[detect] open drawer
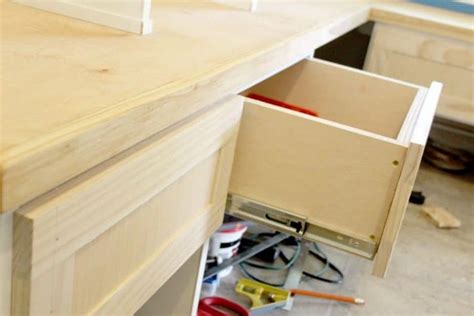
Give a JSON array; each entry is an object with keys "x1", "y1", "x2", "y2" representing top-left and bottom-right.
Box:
[{"x1": 227, "y1": 58, "x2": 442, "y2": 277}]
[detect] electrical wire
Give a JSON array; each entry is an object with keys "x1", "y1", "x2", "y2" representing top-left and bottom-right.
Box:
[
  {"x1": 238, "y1": 234, "x2": 301, "y2": 287},
  {"x1": 238, "y1": 235, "x2": 344, "y2": 287},
  {"x1": 242, "y1": 240, "x2": 301, "y2": 271},
  {"x1": 239, "y1": 264, "x2": 286, "y2": 287},
  {"x1": 303, "y1": 243, "x2": 344, "y2": 284}
]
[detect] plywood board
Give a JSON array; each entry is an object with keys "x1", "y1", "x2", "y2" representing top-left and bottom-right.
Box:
[
  {"x1": 230, "y1": 100, "x2": 407, "y2": 243},
  {"x1": 2, "y1": 1, "x2": 467, "y2": 215},
  {"x1": 247, "y1": 58, "x2": 419, "y2": 139},
  {"x1": 212, "y1": 0, "x2": 258, "y2": 12},
  {"x1": 1, "y1": 0, "x2": 372, "y2": 212},
  {"x1": 14, "y1": 0, "x2": 152, "y2": 34},
  {"x1": 373, "y1": 82, "x2": 442, "y2": 277}
]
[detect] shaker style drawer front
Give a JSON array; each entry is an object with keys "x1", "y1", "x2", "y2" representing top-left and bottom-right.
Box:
[
  {"x1": 11, "y1": 96, "x2": 243, "y2": 315},
  {"x1": 227, "y1": 58, "x2": 441, "y2": 276},
  {"x1": 365, "y1": 22, "x2": 474, "y2": 126}
]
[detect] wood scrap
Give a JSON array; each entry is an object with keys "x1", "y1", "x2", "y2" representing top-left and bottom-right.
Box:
[{"x1": 421, "y1": 206, "x2": 461, "y2": 228}]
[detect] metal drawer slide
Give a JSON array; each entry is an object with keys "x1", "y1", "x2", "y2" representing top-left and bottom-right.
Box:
[{"x1": 226, "y1": 194, "x2": 377, "y2": 259}]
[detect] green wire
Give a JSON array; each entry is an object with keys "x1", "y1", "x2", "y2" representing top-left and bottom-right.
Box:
[
  {"x1": 239, "y1": 263, "x2": 286, "y2": 287},
  {"x1": 306, "y1": 243, "x2": 330, "y2": 277},
  {"x1": 239, "y1": 240, "x2": 340, "y2": 287},
  {"x1": 241, "y1": 240, "x2": 302, "y2": 271},
  {"x1": 238, "y1": 239, "x2": 302, "y2": 287}
]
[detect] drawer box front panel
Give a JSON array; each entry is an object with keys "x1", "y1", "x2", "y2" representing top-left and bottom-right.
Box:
[
  {"x1": 229, "y1": 100, "x2": 406, "y2": 245},
  {"x1": 12, "y1": 96, "x2": 242, "y2": 315},
  {"x1": 229, "y1": 58, "x2": 441, "y2": 276}
]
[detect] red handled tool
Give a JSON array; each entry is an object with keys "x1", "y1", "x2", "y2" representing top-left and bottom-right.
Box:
[
  {"x1": 247, "y1": 93, "x2": 319, "y2": 117},
  {"x1": 198, "y1": 296, "x2": 250, "y2": 316}
]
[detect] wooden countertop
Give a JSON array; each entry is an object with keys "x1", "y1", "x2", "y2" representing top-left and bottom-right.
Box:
[{"x1": 1, "y1": 0, "x2": 472, "y2": 212}]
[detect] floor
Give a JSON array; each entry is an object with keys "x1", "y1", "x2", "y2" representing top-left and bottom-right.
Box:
[{"x1": 212, "y1": 162, "x2": 474, "y2": 315}]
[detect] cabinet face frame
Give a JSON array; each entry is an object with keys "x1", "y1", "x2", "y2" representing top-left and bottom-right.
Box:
[
  {"x1": 228, "y1": 58, "x2": 442, "y2": 277},
  {"x1": 11, "y1": 97, "x2": 242, "y2": 315},
  {"x1": 136, "y1": 242, "x2": 209, "y2": 316}
]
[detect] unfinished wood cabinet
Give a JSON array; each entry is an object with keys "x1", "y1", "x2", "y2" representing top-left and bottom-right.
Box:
[
  {"x1": 364, "y1": 22, "x2": 473, "y2": 127},
  {"x1": 227, "y1": 58, "x2": 441, "y2": 277},
  {"x1": 11, "y1": 97, "x2": 243, "y2": 315},
  {"x1": 3, "y1": 2, "x2": 461, "y2": 315}
]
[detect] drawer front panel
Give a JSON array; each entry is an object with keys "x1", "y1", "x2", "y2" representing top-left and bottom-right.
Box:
[
  {"x1": 12, "y1": 96, "x2": 242, "y2": 315},
  {"x1": 73, "y1": 153, "x2": 220, "y2": 314}
]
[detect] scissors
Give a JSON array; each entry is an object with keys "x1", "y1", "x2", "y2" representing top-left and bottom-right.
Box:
[{"x1": 198, "y1": 296, "x2": 250, "y2": 316}]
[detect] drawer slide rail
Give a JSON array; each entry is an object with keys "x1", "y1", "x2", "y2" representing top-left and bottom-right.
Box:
[{"x1": 226, "y1": 194, "x2": 376, "y2": 259}]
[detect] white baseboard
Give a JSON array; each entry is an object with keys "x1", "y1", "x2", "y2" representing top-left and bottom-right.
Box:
[{"x1": 14, "y1": 0, "x2": 153, "y2": 34}]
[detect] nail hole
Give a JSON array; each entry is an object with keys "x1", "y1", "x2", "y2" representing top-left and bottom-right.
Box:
[
  {"x1": 369, "y1": 235, "x2": 376, "y2": 240},
  {"x1": 392, "y1": 160, "x2": 399, "y2": 166}
]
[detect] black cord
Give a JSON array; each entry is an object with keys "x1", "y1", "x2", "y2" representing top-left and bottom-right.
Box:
[
  {"x1": 303, "y1": 243, "x2": 344, "y2": 284},
  {"x1": 239, "y1": 263, "x2": 286, "y2": 287},
  {"x1": 238, "y1": 235, "x2": 344, "y2": 287},
  {"x1": 238, "y1": 234, "x2": 301, "y2": 287}
]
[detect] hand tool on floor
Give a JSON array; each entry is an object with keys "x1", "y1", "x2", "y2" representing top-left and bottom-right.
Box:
[
  {"x1": 235, "y1": 278, "x2": 364, "y2": 315},
  {"x1": 283, "y1": 241, "x2": 364, "y2": 310},
  {"x1": 204, "y1": 233, "x2": 288, "y2": 281},
  {"x1": 235, "y1": 279, "x2": 291, "y2": 315},
  {"x1": 290, "y1": 289, "x2": 365, "y2": 305},
  {"x1": 198, "y1": 296, "x2": 250, "y2": 316}
]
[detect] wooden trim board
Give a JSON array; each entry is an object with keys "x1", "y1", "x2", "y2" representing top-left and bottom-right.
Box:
[
  {"x1": 190, "y1": 241, "x2": 210, "y2": 316},
  {"x1": 370, "y1": 3, "x2": 474, "y2": 43},
  {"x1": 0, "y1": 212, "x2": 13, "y2": 316},
  {"x1": 136, "y1": 242, "x2": 209, "y2": 316},
  {"x1": 13, "y1": 0, "x2": 153, "y2": 34},
  {"x1": 373, "y1": 82, "x2": 442, "y2": 277}
]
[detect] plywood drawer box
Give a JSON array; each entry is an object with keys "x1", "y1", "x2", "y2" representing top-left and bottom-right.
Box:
[
  {"x1": 227, "y1": 58, "x2": 441, "y2": 276},
  {"x1": 11, "y1": 96, "x2": 243, "y2": 315}
]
